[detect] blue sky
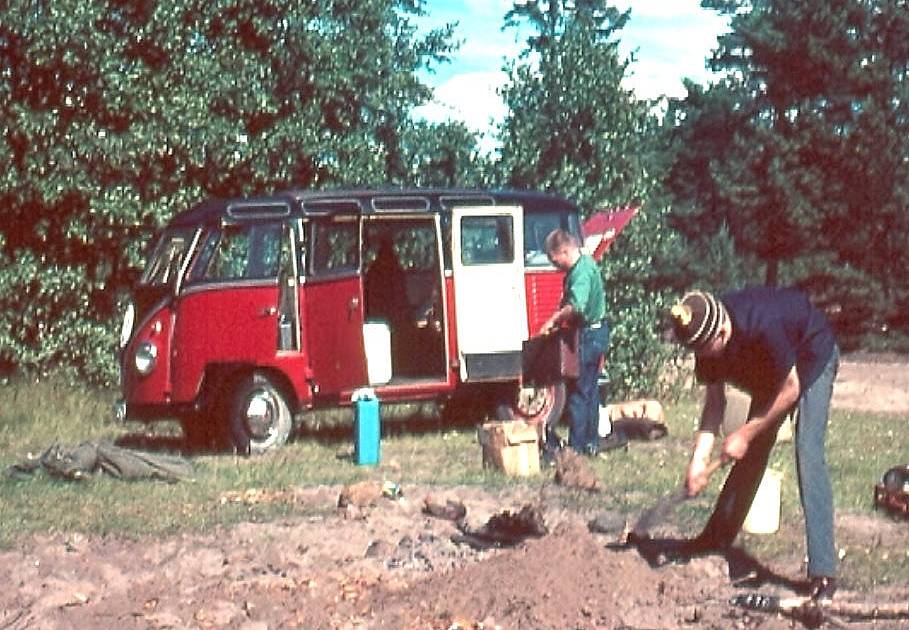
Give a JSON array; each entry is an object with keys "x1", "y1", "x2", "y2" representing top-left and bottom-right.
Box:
[{"x1": 412, "y1": 1, "x2": 730, "y2": 144}]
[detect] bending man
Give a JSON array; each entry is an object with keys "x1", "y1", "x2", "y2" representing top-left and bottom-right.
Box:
[{"x1": 667, "y1": 287, "x2": 839, "y2": 603}]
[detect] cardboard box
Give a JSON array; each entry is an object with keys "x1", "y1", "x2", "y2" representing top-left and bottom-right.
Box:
[{"x1": 478, "y1": 420, "x2": 540, "y2": 476}]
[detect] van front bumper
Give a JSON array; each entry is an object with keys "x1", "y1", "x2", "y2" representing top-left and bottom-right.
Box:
[{"x1": 113, "y1": 400, "x2": 196, "y2": 424}]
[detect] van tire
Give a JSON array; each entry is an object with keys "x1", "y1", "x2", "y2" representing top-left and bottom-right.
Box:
[{"x1": 228, "y1": 372, "x2": 293, "y2": 455}]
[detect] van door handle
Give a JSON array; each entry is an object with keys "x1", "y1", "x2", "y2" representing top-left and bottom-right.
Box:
[
  {"x1": 348, "y1": 296, "x2": 360, "y2": 311},
  {"x1": 262, "y1": 306, "x2": 278, "y2": 317}
]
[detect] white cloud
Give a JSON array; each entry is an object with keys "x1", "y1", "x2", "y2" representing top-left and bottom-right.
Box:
[
  {"x1": 463, "y1": 0, "x2": 513, "y2": 14},
  {"x1": 612, "y1": 0, "x2": 717, "y2": 20},
  {"x1": 615, "y1": 1, "x2": 730, "y2": 99},
  {"x1": 413, "y1": 71, "x2": 508, "y2": 153}
]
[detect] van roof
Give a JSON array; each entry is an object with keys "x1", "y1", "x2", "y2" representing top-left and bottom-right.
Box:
[{"x1": 168, "y1": 188, "x2": 579, "y2": 227}]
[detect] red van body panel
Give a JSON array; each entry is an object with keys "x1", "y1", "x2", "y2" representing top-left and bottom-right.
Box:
[
  {"x1": 525, "y1": 270, "x2": 565, "y2": 335},
  {"x1": 123, "y1": 305, "x2": 174, "y2": 406},
  {"x1": 169, "y1": 283, "x2": 308, "y2": 404}
]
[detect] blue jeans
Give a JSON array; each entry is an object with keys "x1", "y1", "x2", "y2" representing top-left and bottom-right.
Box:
[
  {"x1": 796, "y1": 346, "x2": 839, "y2": 577},
  {"x1": 565, "y1": 323, "x2": 609, "y2": 453},
  {"x1": 696, "y1": 346, "x2": 839, "y2": 578}
]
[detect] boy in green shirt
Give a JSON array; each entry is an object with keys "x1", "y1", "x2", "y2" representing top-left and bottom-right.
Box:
[{"x1": 540, "y1": 229, "x2": 609, "y2": 455}]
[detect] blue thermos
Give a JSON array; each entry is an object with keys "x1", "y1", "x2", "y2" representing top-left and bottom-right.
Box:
[{"x1": 353, "y1": 388, "x2": 380, "y2": 465}]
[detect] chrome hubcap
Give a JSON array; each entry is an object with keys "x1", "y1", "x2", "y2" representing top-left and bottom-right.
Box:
[{"x1": 244, "y1": 389, "x2": 277, "y2": 441}]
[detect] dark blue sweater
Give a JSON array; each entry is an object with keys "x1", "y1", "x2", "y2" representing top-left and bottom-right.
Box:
[{"x1": 695, "y1": 287, "x2": 837, "y2": 405}]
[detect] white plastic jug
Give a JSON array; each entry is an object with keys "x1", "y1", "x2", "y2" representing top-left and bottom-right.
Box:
[{"x1": 363, "y1": 320, "x2": 392, "y2": 385}]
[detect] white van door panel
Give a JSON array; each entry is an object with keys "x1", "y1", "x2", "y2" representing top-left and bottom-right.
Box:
[{"x1": 451, "y1": 205, "x2": 527, "y2": 378}]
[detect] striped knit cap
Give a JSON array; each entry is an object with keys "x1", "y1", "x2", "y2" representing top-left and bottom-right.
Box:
[{"x1": 669, "y1": 290, "x2": 728, "y2": 349}]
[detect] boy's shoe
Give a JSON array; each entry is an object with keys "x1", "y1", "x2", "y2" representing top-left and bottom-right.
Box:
[
  {"x1": 598, "y1": 430, "x2": 629, "y2": 453},
  {"x1": 541, "y1": 445, "x2": 560, "y2": 467}
]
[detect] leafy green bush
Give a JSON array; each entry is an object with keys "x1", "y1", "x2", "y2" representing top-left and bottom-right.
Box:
[{"x1": 0, "y1": 249, "x2": 120, "y2": 384}]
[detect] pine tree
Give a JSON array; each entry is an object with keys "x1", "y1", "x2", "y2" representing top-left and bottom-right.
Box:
[{"x1": 671, "y1": 0, "x2": 909, "y2": 343}]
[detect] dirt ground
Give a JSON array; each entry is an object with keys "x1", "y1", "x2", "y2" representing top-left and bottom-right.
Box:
[{"x1": 2, "y1": 355, "x2": 907, "y2": 630}]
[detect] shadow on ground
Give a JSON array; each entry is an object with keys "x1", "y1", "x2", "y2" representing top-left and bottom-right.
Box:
[
  {"x1": 112, "y1": 400, "x2": 489, "y2": 457},
  {"x1": 607, "y1": 534, "x2": 810, "y2": 594}
]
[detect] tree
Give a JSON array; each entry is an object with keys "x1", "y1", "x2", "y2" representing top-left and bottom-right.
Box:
[
  {"x1": 398, "y1": 120, "x2": 490, "y2": 187},
  {"x1": 672, "y1": 0, "x2": 909, "y2": 300},
  {"x1": 813, "y1": 1, "x2": 909, "y2": 303},
  {"x1": 664, "y1": 80, "x2": 763, "y2": 291},
  {"x1": 0, "y1": 0, "x2": 459, "y2": 381},
  {"x1": 498, "y1": 0, "x2": 644, "y2": 207},
  {"x1": 495, "y1": 1, "x2": 689, "y2": 397}
]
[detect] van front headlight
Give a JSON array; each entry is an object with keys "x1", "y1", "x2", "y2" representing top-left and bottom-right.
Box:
[{"x1": 134, "y1": 342, "x2": 158, "y2": 375}]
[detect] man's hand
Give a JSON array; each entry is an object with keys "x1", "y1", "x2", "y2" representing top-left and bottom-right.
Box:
[
  {"x1": 686, "y1": 457, "x2": 711, "y2": 497},
  {"x1": 686, "y1": 430, "x2": 717, "y2": 496},
  {"x1": 686, "y1": 457, "x2": 728, "y2": 497},
  {"x1": 540, "y1": 304, "x2": 576, "y2": 337},
  {"x1": 722, "y1": 427, "x2": 751, "y2": 461}
]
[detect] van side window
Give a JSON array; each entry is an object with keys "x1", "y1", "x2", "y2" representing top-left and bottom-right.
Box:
[
  {"x1": 311, "y1": 220, "x2": 358, "y2": 274},
  {"x1": 195, "y1": 223, "x2": 285, "y2": 281},
  {"x1": 460, "y1": 216, "x2": 514, "y2": 265}
]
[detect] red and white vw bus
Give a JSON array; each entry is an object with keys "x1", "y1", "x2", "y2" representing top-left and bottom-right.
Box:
[{"x1": 116, "y1": 188, "x2": 633, "y2": 453}]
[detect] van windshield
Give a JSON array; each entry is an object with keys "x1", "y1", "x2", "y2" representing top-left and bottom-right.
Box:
[{"x1": 140, "y1": 228, "x2": 197, "y2": 287}]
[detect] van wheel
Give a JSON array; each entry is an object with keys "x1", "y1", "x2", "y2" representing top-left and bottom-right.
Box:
[
  {"x1": 228, "y1": 373, "x2": 292, "y2": 455},
  {"x1": 511, "y1": 382, "x2": 566, "y2": 427}
]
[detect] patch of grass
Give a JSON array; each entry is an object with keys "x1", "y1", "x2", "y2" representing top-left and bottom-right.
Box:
[
  {"x1": 0, "y1": 378, "x2": 506, "y2": 547},
  {"x1": 0, "y1": 377, "x2": 117, "y2": 452},
  {"x1": 1, "y1": 377, "x2": 907, "y2": 593}
]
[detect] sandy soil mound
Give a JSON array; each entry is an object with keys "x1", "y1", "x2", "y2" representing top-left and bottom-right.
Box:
[{"x1": 833, "y1": 358, "x2": 909, "y2": 413}]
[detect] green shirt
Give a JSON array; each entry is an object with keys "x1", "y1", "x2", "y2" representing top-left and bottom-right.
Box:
[{"x1": 562, "y1": 254, "x2": 606, "y2": 325}]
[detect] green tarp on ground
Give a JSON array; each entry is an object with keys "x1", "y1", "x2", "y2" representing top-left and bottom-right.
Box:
[{"x1": 5, "y1": 441, "x2": 194, "y2": 483}]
